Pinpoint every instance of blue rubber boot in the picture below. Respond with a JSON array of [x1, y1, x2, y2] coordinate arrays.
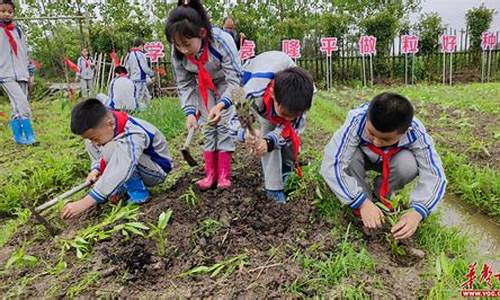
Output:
[[9, 119, 27, 144], [124, 174, 150, 204], [20, 118, 36, 145], [266, 190, 287, 204]]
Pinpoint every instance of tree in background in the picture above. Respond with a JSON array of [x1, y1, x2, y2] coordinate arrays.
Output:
[[466, 4, 497, 51], [416, 12, 444, 55]]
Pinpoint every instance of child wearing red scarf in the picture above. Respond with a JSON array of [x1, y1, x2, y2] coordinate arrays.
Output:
[[62, 99, 173, 219], [77, 48, 95, 98], [320, 93, 447, 240], [0, 0, 36, 145], [166, 0, 242, 191], [235, 51, 314, 203]]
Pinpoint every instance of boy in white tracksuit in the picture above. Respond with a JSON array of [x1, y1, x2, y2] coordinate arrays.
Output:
[[61, 99, 173, 219], [124, 39, 155, 110], [320, 93, 447, 240], [77, 48, 95, 98], [0, 0, 36, 145], [232, 51, 314, 203], [107, 66, 137, 111]]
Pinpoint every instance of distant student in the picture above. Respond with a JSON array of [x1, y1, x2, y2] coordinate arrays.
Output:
[[235, 51, 314, 203], [107, 66, 137, 112], [222, 16, 246, 50], [61, 99, 173, 219], [77, 48, 95, 98], [0, 0, 36, 145], [320, 93, 447, 240], [124, 39, 155, 110], [166, 0, 242, 190]]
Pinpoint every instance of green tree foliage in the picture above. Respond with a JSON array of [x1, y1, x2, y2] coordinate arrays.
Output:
[[466, 5, 497, 50], [416, 12, 444, 55]]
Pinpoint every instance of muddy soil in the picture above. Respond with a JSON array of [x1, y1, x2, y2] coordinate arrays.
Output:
[[0, 130, 429, 298]]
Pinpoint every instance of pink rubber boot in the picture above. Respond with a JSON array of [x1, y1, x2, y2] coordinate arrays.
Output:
[[217, 151, 232, 189], [196, 151, 218, 191]]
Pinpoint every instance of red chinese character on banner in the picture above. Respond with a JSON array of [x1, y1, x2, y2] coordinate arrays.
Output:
[[359, 35, 377, 56], [240, 40, 256, 60], [440, 35, 457, 53], [282, 39, 301, 59], [462, 262, 477, 289], [144, 42, 165, 63], [481, 32, 497, 51], [479, 263, 494, 288], [401, 35, 419, 54], [320, 37, 338, 57]]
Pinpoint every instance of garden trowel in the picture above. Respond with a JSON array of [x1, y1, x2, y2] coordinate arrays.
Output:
[[181, 127, 198, 167]]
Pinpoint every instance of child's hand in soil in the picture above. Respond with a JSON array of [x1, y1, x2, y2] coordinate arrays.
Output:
[[186, 115, 199, 130], [207, 103, 225, 125], [252, 138, 268, 157], [61, 195, 97, 219], [360, 199, 385, 229], [391, 211, 422, 240], [86, 169, 101, 183]]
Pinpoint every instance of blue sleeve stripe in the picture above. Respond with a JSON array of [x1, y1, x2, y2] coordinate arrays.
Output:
[[333, 115, 361, 200], [349, 193, 367, 209], [221, 96, 232, 109], [411, 203, 429, 219], [213, 32, 241, 76], [208, 45, 223, 61], [414, 128, 447, 211], [89, 189, 106, 203]]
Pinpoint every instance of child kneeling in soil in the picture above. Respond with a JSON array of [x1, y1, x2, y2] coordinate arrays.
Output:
[[320, 93, 447, 239], [61, 99, 173, 219], [234, 51, 314, 203]]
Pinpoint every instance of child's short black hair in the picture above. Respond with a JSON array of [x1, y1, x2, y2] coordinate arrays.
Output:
[[70, 99, 109, 135], [0, 0, 15, 8], [165, 0, 212, 59], [114, 66, 128, 74], [274, 67, 314, 115], [368, 93, 414, 133], [133, 39, 145, 48]]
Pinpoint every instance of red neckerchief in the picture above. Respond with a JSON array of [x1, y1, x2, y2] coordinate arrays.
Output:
[[83, 56, 91, 68], [263, 80, 302, 178], [1, 22, 18, 56], [99, 111, 129, 173], [116, 73, 128, 78], [187, 42, 217, 112], [367, 144, 402, 211], [130, 47, 142, 52]]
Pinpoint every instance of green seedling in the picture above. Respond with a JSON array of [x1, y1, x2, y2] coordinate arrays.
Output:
[[179, 186, 198, 207], [5, 246, 39, 269], [195, 218, 223, 237], [148, 209, 173, 256], [61, 202, 149, 259], [179, 254, 249, 278]]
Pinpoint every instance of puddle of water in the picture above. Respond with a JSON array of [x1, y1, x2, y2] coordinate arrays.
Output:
[[438, 194, 500, 269]]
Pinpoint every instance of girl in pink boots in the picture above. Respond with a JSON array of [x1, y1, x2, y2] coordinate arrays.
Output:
[[166, 0, 242, 190]]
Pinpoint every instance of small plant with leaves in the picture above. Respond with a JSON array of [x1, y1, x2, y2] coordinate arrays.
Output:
[[179, 254, 249, 279], [195, 218, 224, 238], [61, 202, 149, 259], [148, 209, 173, 256], [179, 186, 198, 207], [5, 246, 39, 269]]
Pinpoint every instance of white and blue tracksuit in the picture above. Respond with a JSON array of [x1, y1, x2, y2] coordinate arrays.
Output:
[[77, 56, 95, 97], [124, 49, 154, 108], [0, 22, 35, 119], [320, 104, 447, 220], [230, 51, 306, 191], [85, 116, 173, 203], [107, 76, 137, 111], [171, 27, 242, 152]]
